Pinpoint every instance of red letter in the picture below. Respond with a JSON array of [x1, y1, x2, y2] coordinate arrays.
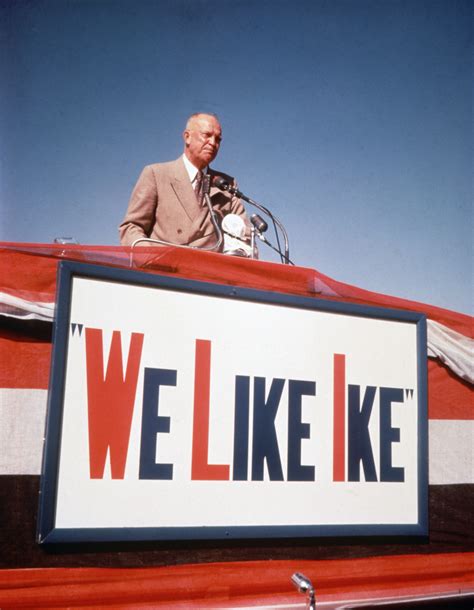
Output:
[[85, 329, 144, 479], [191, 339, 230, 480], [333, 353, 346, 482]]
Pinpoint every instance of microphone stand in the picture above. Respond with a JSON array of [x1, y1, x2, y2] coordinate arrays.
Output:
[[250, 225, 256, 259], [252, 227, 294, 265]]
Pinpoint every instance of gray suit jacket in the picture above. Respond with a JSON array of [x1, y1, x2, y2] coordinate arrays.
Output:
[[119, 157, 249, 250]]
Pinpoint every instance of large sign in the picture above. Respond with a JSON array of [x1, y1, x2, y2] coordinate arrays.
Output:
[[38, 261, 427, 543]]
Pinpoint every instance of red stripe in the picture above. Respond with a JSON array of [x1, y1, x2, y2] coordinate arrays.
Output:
[[0, 553, 472, 607], [3, 337, 471, 420], [1, 244, 472, 336], [428, 359, 474, 420], [0, 337, 51, 390]]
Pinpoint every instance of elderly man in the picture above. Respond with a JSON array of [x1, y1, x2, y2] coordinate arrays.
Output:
[[119, 113, 250, 251]]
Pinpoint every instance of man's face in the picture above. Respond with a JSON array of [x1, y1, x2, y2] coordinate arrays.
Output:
[[183, 115, 222, 169]]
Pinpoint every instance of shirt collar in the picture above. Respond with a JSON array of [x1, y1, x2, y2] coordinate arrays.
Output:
[[182, 154, 208, 182]]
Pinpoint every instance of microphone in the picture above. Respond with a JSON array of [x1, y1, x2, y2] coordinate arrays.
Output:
[[212, 175, 230, 191], [211, 175, 243, 198], [250, 214, 268, 233], [212, 174, 292, 264], [291, 573, 316, 610], [222, 213, 245, 239], [221, 214, 252, 257]]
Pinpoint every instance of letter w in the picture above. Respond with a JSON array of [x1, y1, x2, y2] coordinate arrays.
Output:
[[85, 328, 144, 479]]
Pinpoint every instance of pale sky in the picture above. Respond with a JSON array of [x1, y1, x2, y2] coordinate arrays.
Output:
[[1, 0, 472, 314]]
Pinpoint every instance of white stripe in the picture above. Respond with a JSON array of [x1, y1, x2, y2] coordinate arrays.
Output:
[[427, 319, 474, 384], [0, 389, 472, 483], [429, 419, 474, 484], [0, 389, 47, 474], [0, 292, 55, 321]]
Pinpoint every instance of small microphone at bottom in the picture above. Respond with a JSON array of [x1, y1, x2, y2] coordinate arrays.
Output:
[[221, 214, 251, 257]]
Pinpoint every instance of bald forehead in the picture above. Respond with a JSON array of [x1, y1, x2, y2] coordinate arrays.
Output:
[[185, 114, 221, 131]]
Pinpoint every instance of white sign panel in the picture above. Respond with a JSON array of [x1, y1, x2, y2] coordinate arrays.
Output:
[[38, 262, 427, 543]]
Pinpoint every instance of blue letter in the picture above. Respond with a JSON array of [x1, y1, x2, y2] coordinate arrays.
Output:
[[139, 367, 176, 480], [233, 375, 250, 481], [348, 384, 377, 482], [288, 379, 316, 481], [252, 377, 285, 481], [380, 387, 405, 482]]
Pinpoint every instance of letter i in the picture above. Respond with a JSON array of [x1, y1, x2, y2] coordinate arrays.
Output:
[[333, 354, 346, 482]]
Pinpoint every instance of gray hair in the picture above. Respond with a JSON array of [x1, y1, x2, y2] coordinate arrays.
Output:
[[185, 112, 220, 130]]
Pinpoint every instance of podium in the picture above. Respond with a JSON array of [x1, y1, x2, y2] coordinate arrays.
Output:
[[0, 243, 472, 607]]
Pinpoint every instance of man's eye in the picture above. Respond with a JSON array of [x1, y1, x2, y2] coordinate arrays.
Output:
[[200, 131, 221, 142]]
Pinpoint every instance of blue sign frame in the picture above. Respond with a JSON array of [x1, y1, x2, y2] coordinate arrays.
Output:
[[37, 261, 428, 544]]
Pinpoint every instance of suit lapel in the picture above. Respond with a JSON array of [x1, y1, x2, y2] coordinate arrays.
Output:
[[170, 158, 201, 222]]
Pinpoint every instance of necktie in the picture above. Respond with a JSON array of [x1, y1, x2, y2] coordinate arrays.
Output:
[[194, 171, 203, 204]]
